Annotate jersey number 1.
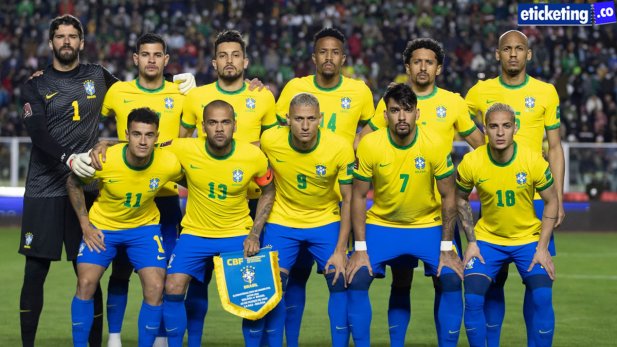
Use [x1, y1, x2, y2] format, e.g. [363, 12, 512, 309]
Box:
[71, 101, 80, 121]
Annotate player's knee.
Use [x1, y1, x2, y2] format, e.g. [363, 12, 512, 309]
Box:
[438, 273, 462, 292]
[280, 271, 289, 292]
[464, 274, 491, 296]
[493, 264, 509, 288]
[77, 277, 99, 299]
[325, 272, 346, 293]
[525, 275, 553, 306]
[165, 276, 187, 295]
[348, 267, 373, 291]
[143, 283, 164, 305]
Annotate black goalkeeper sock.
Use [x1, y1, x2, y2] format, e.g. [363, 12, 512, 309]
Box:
[20, 256, 51, 347]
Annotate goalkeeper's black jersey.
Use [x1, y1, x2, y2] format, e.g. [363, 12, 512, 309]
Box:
[21, 64, 117, 198]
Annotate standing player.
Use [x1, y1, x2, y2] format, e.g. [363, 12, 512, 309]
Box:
[346, 83, 464, 347]
[18, 15, 115, 347]
[66, 108, 183, 347]
[465, 30, 564, 346]
[256, 93, 355, 346]
[99, 32, 186, 347]
[274, 27, 375, 346]
[159, 100, 275, 347]
[456, 103, 558, 347]
[179, 29, 277, 346]
[359, 38, 484, 346]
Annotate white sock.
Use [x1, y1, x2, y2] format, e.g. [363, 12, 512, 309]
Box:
[153, 336, 168, 347]
[107, 333, 122, 347]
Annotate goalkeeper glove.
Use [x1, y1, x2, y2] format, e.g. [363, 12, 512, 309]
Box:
[67, 150, 95, 178]
[173, 73, 196, 95]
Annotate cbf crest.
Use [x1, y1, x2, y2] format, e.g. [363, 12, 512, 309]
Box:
[246, 97, 256, 110]
[149, 178, 160, 191]
[341, 97, 351, 110]
[316, 164, 327, 177]
[525, 96, 535, 109]
[24, 232, 34, 249]
[83, 80, 96, 99]
[415, 156, 426, 170]
[516, 172, 528, 185]
[164, 97, 174, 109]
[241, 265, 256, 284]
[233, 169, 244, 183]
[436, 106, 447, 118]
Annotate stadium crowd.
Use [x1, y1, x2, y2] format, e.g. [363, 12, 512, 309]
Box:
[0, 0, 616, 192]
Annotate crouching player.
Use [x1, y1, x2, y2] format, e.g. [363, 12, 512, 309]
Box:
[66, 108, 183, 347]
[456, 103, 558, 347]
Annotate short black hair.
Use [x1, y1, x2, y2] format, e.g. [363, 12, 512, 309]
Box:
[313, 27, 346, 48]
[136, 33, 167, 54]
[383, 83, 417, 111]
[403, 38, 445, 65]
[49, 14, 84, 41]
[203, 100, 235, 120]
[127, 107, 159, 129]
[214, 30, 246, 55]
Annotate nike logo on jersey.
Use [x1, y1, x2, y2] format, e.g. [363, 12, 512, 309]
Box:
[45, 91, 59, 100]
[486, 99, 496, 104]
[478, 178, 489, 184]
[124, 99, 134, 103]
[379, 163, 391, 167]
[157, 255, 166, 260]
[275, 158, 285, 162]
[107, 179, 120, 183]
[190, 164, 200, 169]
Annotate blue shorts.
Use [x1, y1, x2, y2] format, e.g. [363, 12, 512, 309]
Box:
[366, 224, 455, 278]
[167, 234, 245, 282]
[464, 240, 552, 282]
[263, 222, 339, 272]
[77, 224, 166, 271]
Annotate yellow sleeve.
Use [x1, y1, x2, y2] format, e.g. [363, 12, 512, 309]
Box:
[544, 85, 561, 131]
[352, 137, 374, 182]
[368, 98, 387, 130]
[180, 91, 198, 129]
[338, 142, 355, 185]
[359, 84, 375, 125]
[465, 83, 481, 120]
[101, 85, 116, 118]
[261, 91, 278, 129]
[454, 94, 477, 137]
[433, 151, 455, 181]
[275, 82, 295, 124]
[455, 154, 475, 193]
[253, 150, 271, 186]
[533, 155, 554, 192]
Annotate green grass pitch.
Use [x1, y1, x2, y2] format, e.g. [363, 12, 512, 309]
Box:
[1, 228, 616, 346]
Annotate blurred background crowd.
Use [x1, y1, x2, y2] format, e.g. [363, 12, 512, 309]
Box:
[0, 0, 616, 193]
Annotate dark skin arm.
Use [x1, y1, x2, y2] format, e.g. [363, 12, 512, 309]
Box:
[66, 174, 105, 252]
[243, 179, 275, 258]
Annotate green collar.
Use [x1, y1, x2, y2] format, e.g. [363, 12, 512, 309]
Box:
[215, 81, 246, 95]
[498, 74, 529, 90]
[313, 74, 343, 92]
[387, 127, 418, 150]
[135, 78, 165, 93]
[122, 144, 154, 170]
[488, 141, 518, 167]
[206, 139, 235, 160]
[289, 129, 320, 153]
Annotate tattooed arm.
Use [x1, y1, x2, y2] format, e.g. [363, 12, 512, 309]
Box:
[66, 174, 106, 253]
[456, 187, 484, 266]
[436, 173, 464, 279]
[243, 179, 275, 258]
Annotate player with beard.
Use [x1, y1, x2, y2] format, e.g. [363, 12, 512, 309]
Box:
[18, 15, 116, 347]
[346, 83, 464, 346]
[274, 27, 375, 346]
[359, 38, 484, 346]
[179, 30, 277, 347]
[465, 30, 564, 347]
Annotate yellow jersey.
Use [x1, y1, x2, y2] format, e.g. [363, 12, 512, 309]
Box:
[163, 138, 270, 238]
[101, 79, 185, 143]
[275, 75, 374, 145]
[354, 128, 454, 228]
[465, 74, 560, 154]
[260, 127, 354, 228]
[89, 144, 183, 230]
[101, 79, 185, 196]
[181, 81, 277, 143]
[456, 142, 554, 245]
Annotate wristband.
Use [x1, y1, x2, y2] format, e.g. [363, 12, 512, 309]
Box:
[440, 241, 453, 251]
[354, 241, 367, 251]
